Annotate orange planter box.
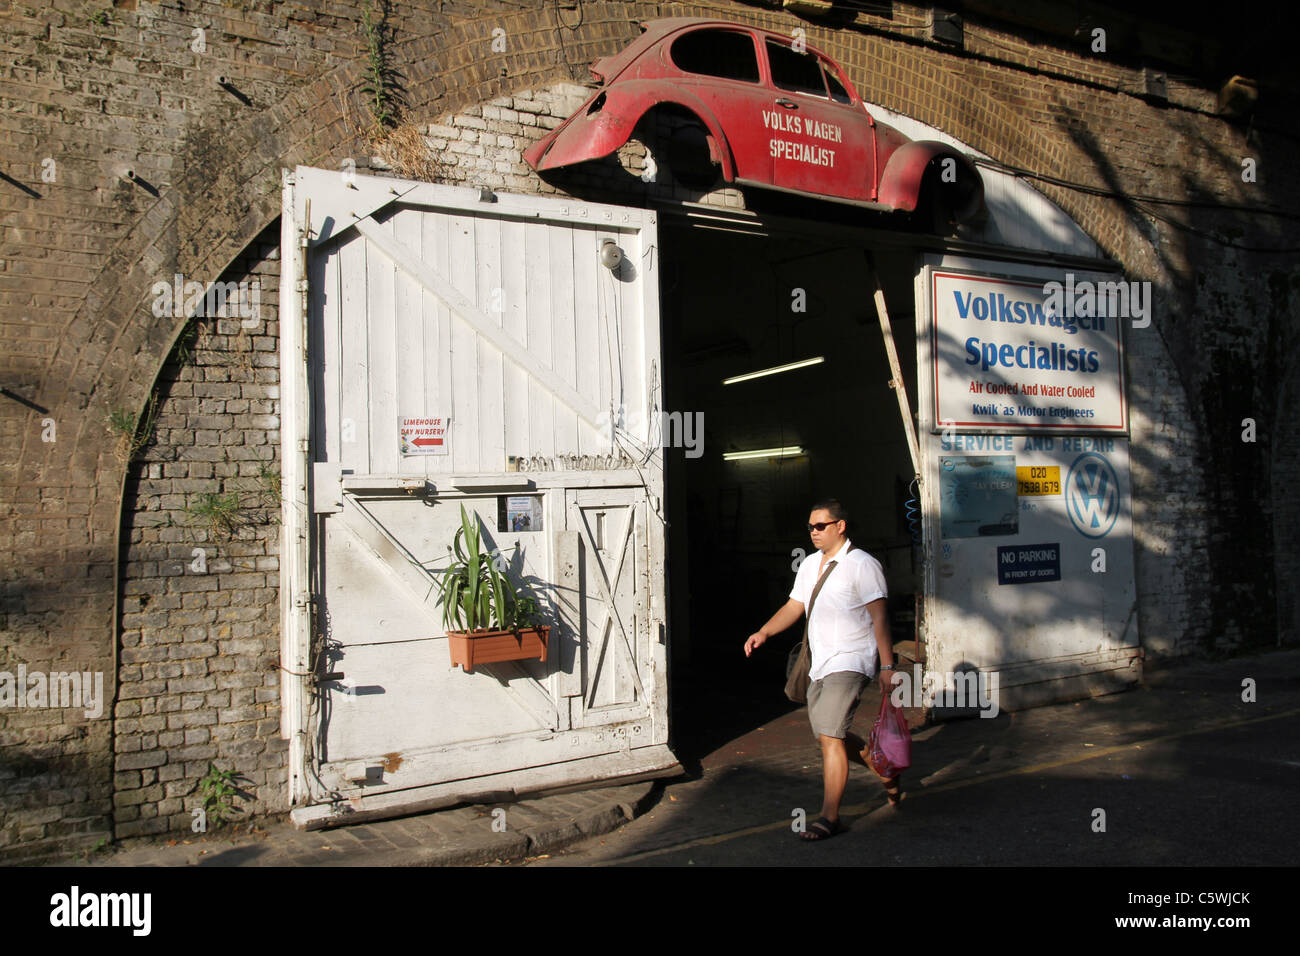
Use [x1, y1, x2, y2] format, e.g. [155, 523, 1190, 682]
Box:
[446, 626, 550, 673]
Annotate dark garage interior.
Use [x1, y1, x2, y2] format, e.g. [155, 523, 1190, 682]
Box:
[658, 214, 923, 758]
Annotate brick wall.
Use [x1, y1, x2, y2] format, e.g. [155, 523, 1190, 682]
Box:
[114, 227, 287, 839]
[417, 83, 750, 210]
[2, 0, 1297, 858]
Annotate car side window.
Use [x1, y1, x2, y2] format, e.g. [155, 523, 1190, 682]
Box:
[766, 40, 828, 97]
[670, 29, 760, 83]
[822, 64, 852, 104]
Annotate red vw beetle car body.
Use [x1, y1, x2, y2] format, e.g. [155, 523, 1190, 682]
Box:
[523, 18, 984, 224]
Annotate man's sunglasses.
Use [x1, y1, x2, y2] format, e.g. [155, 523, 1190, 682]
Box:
[807, 520, 842, 532]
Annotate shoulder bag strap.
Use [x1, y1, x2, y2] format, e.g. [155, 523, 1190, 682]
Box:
[804, 559, 839, 638]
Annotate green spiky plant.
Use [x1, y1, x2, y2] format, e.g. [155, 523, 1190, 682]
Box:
[256, 463, 281, 504]
[360, 0, 397, 130]
[437, 504, 540, 633]
[106, 395, 159, 463]
[185, 491, 242, 539]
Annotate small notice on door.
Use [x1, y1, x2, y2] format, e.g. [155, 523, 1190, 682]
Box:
[939, 455, 1019, 539]
[498, 495, 543, 533]
[997, 543, 1061, 585]
[399, 416, 450, 455]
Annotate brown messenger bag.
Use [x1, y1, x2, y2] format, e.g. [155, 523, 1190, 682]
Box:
[783, 556, 843, 704]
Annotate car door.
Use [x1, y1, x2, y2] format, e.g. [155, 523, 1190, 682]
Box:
[761, 38, 877, 202]
[665, 26, 773, 184]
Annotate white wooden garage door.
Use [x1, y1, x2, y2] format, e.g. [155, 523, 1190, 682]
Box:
[279, 167, 676, 827]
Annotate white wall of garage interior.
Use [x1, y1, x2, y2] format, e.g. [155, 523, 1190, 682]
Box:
[280, 166, 675, 828]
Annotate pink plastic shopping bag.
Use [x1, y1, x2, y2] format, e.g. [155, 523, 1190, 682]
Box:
[866, 694, 912, 777]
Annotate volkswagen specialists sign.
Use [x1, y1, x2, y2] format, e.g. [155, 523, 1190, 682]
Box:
[1065, 452, 1121, 538]
[930, 269, 1128, 433]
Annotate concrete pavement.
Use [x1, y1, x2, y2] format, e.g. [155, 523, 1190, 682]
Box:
[43, 646, 1300, 867]
[516, 647, 1300, 865]
[67, 781, 662, 867]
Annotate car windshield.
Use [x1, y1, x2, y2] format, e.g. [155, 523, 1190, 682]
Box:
[671, 29, 760, 82]
[766, 39, 827, 97]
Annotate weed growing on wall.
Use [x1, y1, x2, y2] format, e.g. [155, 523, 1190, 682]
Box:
[257, 463, 281, 503]
[354, 0, 447, 181]
[182, 465, 281, 541]
[374, 123, 447, 181]
[184, 491, 243, 539]
[106, 396, 159, 464]
[196, 763, 243, 829]
[361, 0, 398, 130]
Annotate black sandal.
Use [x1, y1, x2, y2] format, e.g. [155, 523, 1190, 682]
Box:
[881, 775, 903, 808]
[800, 816, 843, 841]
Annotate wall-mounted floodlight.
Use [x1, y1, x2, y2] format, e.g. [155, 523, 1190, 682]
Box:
[722, 356, 824, 386]
[723, 445, 805, 461]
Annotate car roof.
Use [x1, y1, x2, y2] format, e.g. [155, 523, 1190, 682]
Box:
[589, 17, 843, 84]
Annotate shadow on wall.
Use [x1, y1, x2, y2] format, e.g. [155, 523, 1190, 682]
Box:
[1050, 98, 1297, 654]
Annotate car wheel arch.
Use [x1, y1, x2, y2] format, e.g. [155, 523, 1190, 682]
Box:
[636, 101, 734, 185]
[878, 141, 986, 225]
[527, 81, 737, 180]
[615, 88, 736, 180]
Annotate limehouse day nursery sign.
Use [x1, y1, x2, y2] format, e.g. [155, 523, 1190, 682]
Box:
[930, 270, 1129, 432]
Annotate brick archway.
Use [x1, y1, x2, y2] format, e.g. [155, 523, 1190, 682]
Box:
[49, 1, 1144, 699]
[5, 0, 1284, 859]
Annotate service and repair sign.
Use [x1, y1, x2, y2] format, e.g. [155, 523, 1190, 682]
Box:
[930, 270, 1127, 432]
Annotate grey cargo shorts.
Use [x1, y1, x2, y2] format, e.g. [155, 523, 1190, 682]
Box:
[807, 670, 870, 739]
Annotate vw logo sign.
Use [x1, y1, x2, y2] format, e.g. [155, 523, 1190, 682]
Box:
[1066, 452, 1120, 538]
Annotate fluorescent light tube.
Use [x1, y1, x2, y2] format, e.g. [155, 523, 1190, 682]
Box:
[723, 356, 824, 386]
[722, 446, 805, 461]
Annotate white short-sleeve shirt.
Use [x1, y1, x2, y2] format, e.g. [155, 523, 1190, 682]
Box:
[788, 537, 888, 680]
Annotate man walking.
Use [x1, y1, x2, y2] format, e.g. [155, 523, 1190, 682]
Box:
[744, 498, 899, 841]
